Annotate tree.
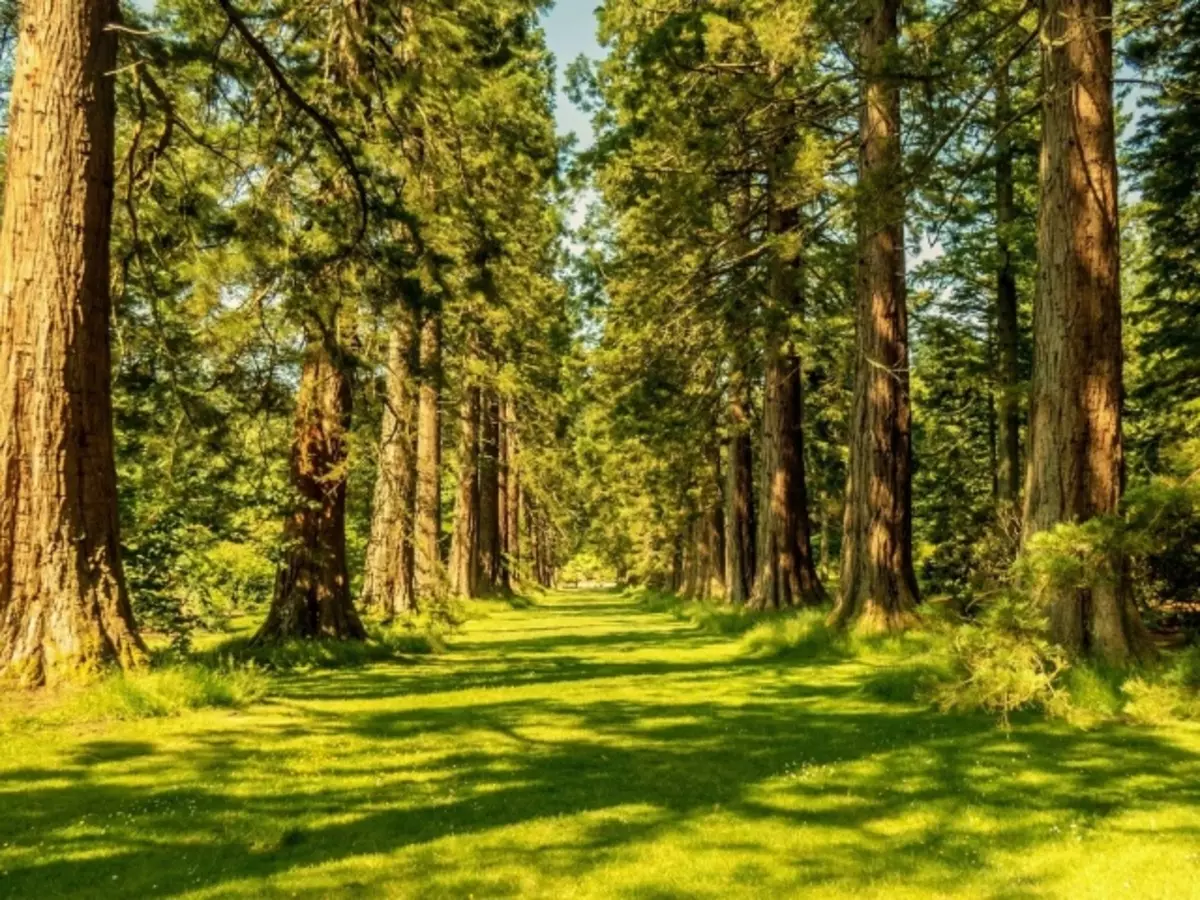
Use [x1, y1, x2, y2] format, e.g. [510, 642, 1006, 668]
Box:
[478, 392, 505, 593]
[449, 385, 482, 598]
[256, 333, 366, 641]
[832, 0, 921, 631]
[361, 305, 419, 618]
[752, 200, 825, 611]
[1022, 0, 1150, 661]
[415, 306, 446, 599]
[0, 0, 147, 683]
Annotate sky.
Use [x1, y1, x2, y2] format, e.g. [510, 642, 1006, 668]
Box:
[539, 1, 603, 149]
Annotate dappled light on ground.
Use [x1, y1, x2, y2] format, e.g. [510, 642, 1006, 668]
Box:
[3, 591, 1199, 898]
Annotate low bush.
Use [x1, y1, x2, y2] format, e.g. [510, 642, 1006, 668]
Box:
[740, 610, 848, 659]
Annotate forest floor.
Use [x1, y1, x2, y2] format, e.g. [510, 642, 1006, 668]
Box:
[2, 589, 1200, 899]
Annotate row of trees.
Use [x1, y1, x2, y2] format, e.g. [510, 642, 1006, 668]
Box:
[0, 0, 572, 685]
[572, 0, 1197, 662]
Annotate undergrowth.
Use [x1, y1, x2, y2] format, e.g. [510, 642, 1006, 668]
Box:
[2, 662, 270, 730]
[201, 621, 445, 672]
[634, 588, 1200, 728]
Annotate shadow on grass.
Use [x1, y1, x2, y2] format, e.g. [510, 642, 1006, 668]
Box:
[1, 590, 1198, 898]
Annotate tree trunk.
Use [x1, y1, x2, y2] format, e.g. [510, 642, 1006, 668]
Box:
[726, 403, 757, 605]
[710, 443, 726, 592]
[448, 386, 481, 598]
[361, 306, 419, 619]
[257, 337, 366, 642]
[0, 0, 146, 684]
[504, 400, 521, 587]
[1024, 0, 1150, 662]
[995, 60, 1023, 507]
[752, 192, 825, 611]
[497, 400, 511, 591]
[477, 392, 503, 593]
[832, 0, 920, 631]
[414, 307, 443, 599]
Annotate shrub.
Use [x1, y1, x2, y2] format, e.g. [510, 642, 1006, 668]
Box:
[1121, 677, 1199, 725]
[740, 610, 847, 660]
[934, 592, 1069, 724]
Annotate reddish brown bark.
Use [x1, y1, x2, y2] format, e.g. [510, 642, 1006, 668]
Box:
[256, 337, 366, 642]
[414, 307, 444, 599]
[497, 398, 515, 592]
[752, 193, 825, 611]
[477, 392, 503, 593]
[1023, 0, 1150, 662]
[0, 0, 146, 684]
[361, 306, 418, 619]
[448, 387, 481, 598]
[725, 402, 756, 605]
[832, 0, 920, 631]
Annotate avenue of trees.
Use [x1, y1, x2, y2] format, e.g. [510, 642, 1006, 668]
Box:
[0, 0, 1198, 685]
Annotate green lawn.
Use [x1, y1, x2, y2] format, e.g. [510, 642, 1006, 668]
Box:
[3, 590, 1200, 899]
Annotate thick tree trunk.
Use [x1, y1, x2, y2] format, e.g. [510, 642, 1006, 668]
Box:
[448, 387, 481, 598]
[995, 61, 1023, 507]
[832, 0, 920, 631]
[361, 306, 419, 619]
[1024, 0, 1150, 662]
[477, 392, 503, 593]
[0, 0, 146, 684]
[752, 192, 825, 611]
[753, 342, 827, 610]
[414, 308, 444, 599]
[257, 338, 366, 642]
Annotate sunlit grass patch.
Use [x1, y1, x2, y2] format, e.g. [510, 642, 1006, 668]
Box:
[2, 661, 270, 728]
[2, 590, 1199, 900]
[203, 624, 443, 672]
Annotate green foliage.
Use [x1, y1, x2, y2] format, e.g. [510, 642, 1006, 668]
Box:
[933, 593, 1069, 722]
[740, 610, 849, 660]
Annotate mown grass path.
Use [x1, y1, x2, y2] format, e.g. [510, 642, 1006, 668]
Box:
[3, 590, 1200, 898]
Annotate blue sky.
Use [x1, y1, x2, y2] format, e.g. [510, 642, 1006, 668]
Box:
[540, 1, 603, 148]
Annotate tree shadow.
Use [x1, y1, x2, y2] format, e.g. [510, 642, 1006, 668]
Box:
[2, 592, 1198, 898]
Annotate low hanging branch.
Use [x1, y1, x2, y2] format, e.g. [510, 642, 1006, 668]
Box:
[215, 0, 370, 256]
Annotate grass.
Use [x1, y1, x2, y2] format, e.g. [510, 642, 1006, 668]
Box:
[2, 589, 1199, 898]
[201, 624, 443, 672]
[0, 663, 270, 730]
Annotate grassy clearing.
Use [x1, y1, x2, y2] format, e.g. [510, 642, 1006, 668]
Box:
[2, 589, 1199, 898]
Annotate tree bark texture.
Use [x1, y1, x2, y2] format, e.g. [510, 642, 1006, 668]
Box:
[477, 392, 503, 593]
[0, 0, 146, 684]
[726, 401, 756, 605]
[257, 338, 366, 642]
[448, 386, 481, 598]
[1023, 0, 1150, 662]
[752, 197, 825, 611]
[833, 0, 920, 631]
[503, 399, 520, 587]
[361, 306, 418, 618]
[414, 308, 444, 599]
